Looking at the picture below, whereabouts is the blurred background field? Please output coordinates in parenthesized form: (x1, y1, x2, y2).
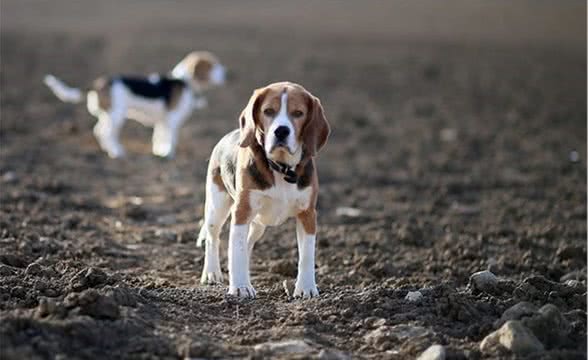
(0, 1, 586, 358)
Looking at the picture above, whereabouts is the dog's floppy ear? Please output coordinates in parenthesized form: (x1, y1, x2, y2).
(239, 87, 266, 148)
(301, 94, 330, 157)
(172, 52, 215, 82)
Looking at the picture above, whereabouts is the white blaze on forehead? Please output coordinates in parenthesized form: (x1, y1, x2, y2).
(264, 90, 298, 155)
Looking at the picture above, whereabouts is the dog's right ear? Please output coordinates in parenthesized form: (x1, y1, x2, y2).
(239, 87, 266, 148)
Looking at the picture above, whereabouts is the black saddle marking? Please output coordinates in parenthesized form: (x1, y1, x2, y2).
(116, 75, 186, 105)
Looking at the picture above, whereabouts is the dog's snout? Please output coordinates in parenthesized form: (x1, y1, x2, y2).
(274, 126, 290, 141)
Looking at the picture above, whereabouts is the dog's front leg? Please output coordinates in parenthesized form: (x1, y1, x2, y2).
(228, 218, 256, 298)
(294, 210, 319, 298)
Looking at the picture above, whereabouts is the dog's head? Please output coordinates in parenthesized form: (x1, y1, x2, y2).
(171, 51, 226, 89)
(238, 82, 330, 166)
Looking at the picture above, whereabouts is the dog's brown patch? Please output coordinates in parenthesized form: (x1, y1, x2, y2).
(93, 77, 111, 111)
(211, 167, 226, 192)
(297, 208, 317, 235)
(167, 82, 186, 110)
(233, 190, 252, 225)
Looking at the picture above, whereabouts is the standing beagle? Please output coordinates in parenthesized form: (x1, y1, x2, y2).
(43, 51, 226, 158)
(197, 82, 330, 299)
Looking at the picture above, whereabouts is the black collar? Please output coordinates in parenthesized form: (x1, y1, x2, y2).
(267, 159, 298, 184)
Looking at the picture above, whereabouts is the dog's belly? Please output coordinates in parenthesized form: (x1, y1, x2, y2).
(251, 184, 312, 227)
(126, 96, 167, 126)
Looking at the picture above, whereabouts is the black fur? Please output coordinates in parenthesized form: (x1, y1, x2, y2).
(297, 160, 314, 189)
(116, 75, 185, 105)
(247, 159, 272, 189)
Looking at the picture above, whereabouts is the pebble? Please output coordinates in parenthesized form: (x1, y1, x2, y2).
(365, 324, 430, 350)
(417, 344, 446, 360)
(522, 304, 570, 349)
(405, 291, 423, 303)
(568, 150, 579, 162)
(560, 270, 586, 282)
(317, 348, 351, 360)
(440, 128, 457, 142)
(469, 270, 498, 292)
(282, 280, 295, 299)
(495, 302, 538, 327)
(254, 339, 312, 355)
(335, 207, 362, 217)
(480, 320, 544, 355)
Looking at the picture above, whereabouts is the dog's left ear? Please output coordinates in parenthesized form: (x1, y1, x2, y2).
(301, 94, 330, 157)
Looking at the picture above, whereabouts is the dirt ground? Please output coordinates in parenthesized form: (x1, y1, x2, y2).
(0, 1, 586, 359)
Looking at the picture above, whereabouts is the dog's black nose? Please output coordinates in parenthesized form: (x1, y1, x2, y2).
(274, 126, 290, 141)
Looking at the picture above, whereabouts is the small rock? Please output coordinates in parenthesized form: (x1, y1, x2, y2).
(568, 150, 580, 162)
(77, 289, 120, 320)
(522, 304, 570, 349)
(25, 263, 43, 276)
(35, 297, 57, 318)
(156, 214, 176, 225)
(335, 207, 362, 217)
(1, 171, 17, 183)
(560, 270, 586, 282)
(155, 229, 177, 242)
(254, 340, 313, 355)
(439, 128, 457, 142)
(318, 348, 351, 360)
(365, 324, 430, 351)
(0, 264, 18, 276)
(283, 280, 295, 299)
(469, 270, 498, 293)
(417, 344, 446, 360)
(71, 267, 108, 291)
(556, 245, 586, 261)
(495, 302, 538, 327)
(480, 320, 544, 355)
(405, 291, 423, 303)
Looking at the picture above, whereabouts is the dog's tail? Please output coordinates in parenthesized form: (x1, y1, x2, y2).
(43, 74, 83, 103)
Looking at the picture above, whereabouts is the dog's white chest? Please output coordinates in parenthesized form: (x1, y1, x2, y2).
(252, 178, 311, 227)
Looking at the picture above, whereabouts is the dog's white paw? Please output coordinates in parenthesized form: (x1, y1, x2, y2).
(200, 270, 223, 285)
(294, 282, 319, 299)
(107, 146, 126, 159)
(228, 284, 256, 298)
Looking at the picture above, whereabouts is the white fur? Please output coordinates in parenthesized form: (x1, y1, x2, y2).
(201, 162, 316, 299)
(264, 92, 299, 157)
(294, 221, 319, 298)
(44, 75, 82, 103)
(228, 223, 256, 297)
(44, 53, 225, 159)
(210, 64, 226, 85)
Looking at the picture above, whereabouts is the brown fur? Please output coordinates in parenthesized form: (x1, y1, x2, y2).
(93, 77, 111, 111)
(179, 51, 218, 84)
(211, 167, 226, 192)
(297, 164, 319, 234)
(167, 82, 186, 110)
(233, 82, 329, 227)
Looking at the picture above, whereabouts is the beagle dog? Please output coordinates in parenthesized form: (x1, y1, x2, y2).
(197, 82, 330, 299)
(43, 51, 226, 158)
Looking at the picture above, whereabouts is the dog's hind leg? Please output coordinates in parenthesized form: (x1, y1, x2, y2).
(247, 222, 266, 260)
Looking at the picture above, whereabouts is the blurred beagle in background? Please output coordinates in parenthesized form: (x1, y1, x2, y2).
(44, 51, 226, 158)
(197, 82, 330, 299)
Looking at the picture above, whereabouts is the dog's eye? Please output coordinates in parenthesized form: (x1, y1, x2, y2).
(291, 110, 304, 118)
(263, 108, 276, 117)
